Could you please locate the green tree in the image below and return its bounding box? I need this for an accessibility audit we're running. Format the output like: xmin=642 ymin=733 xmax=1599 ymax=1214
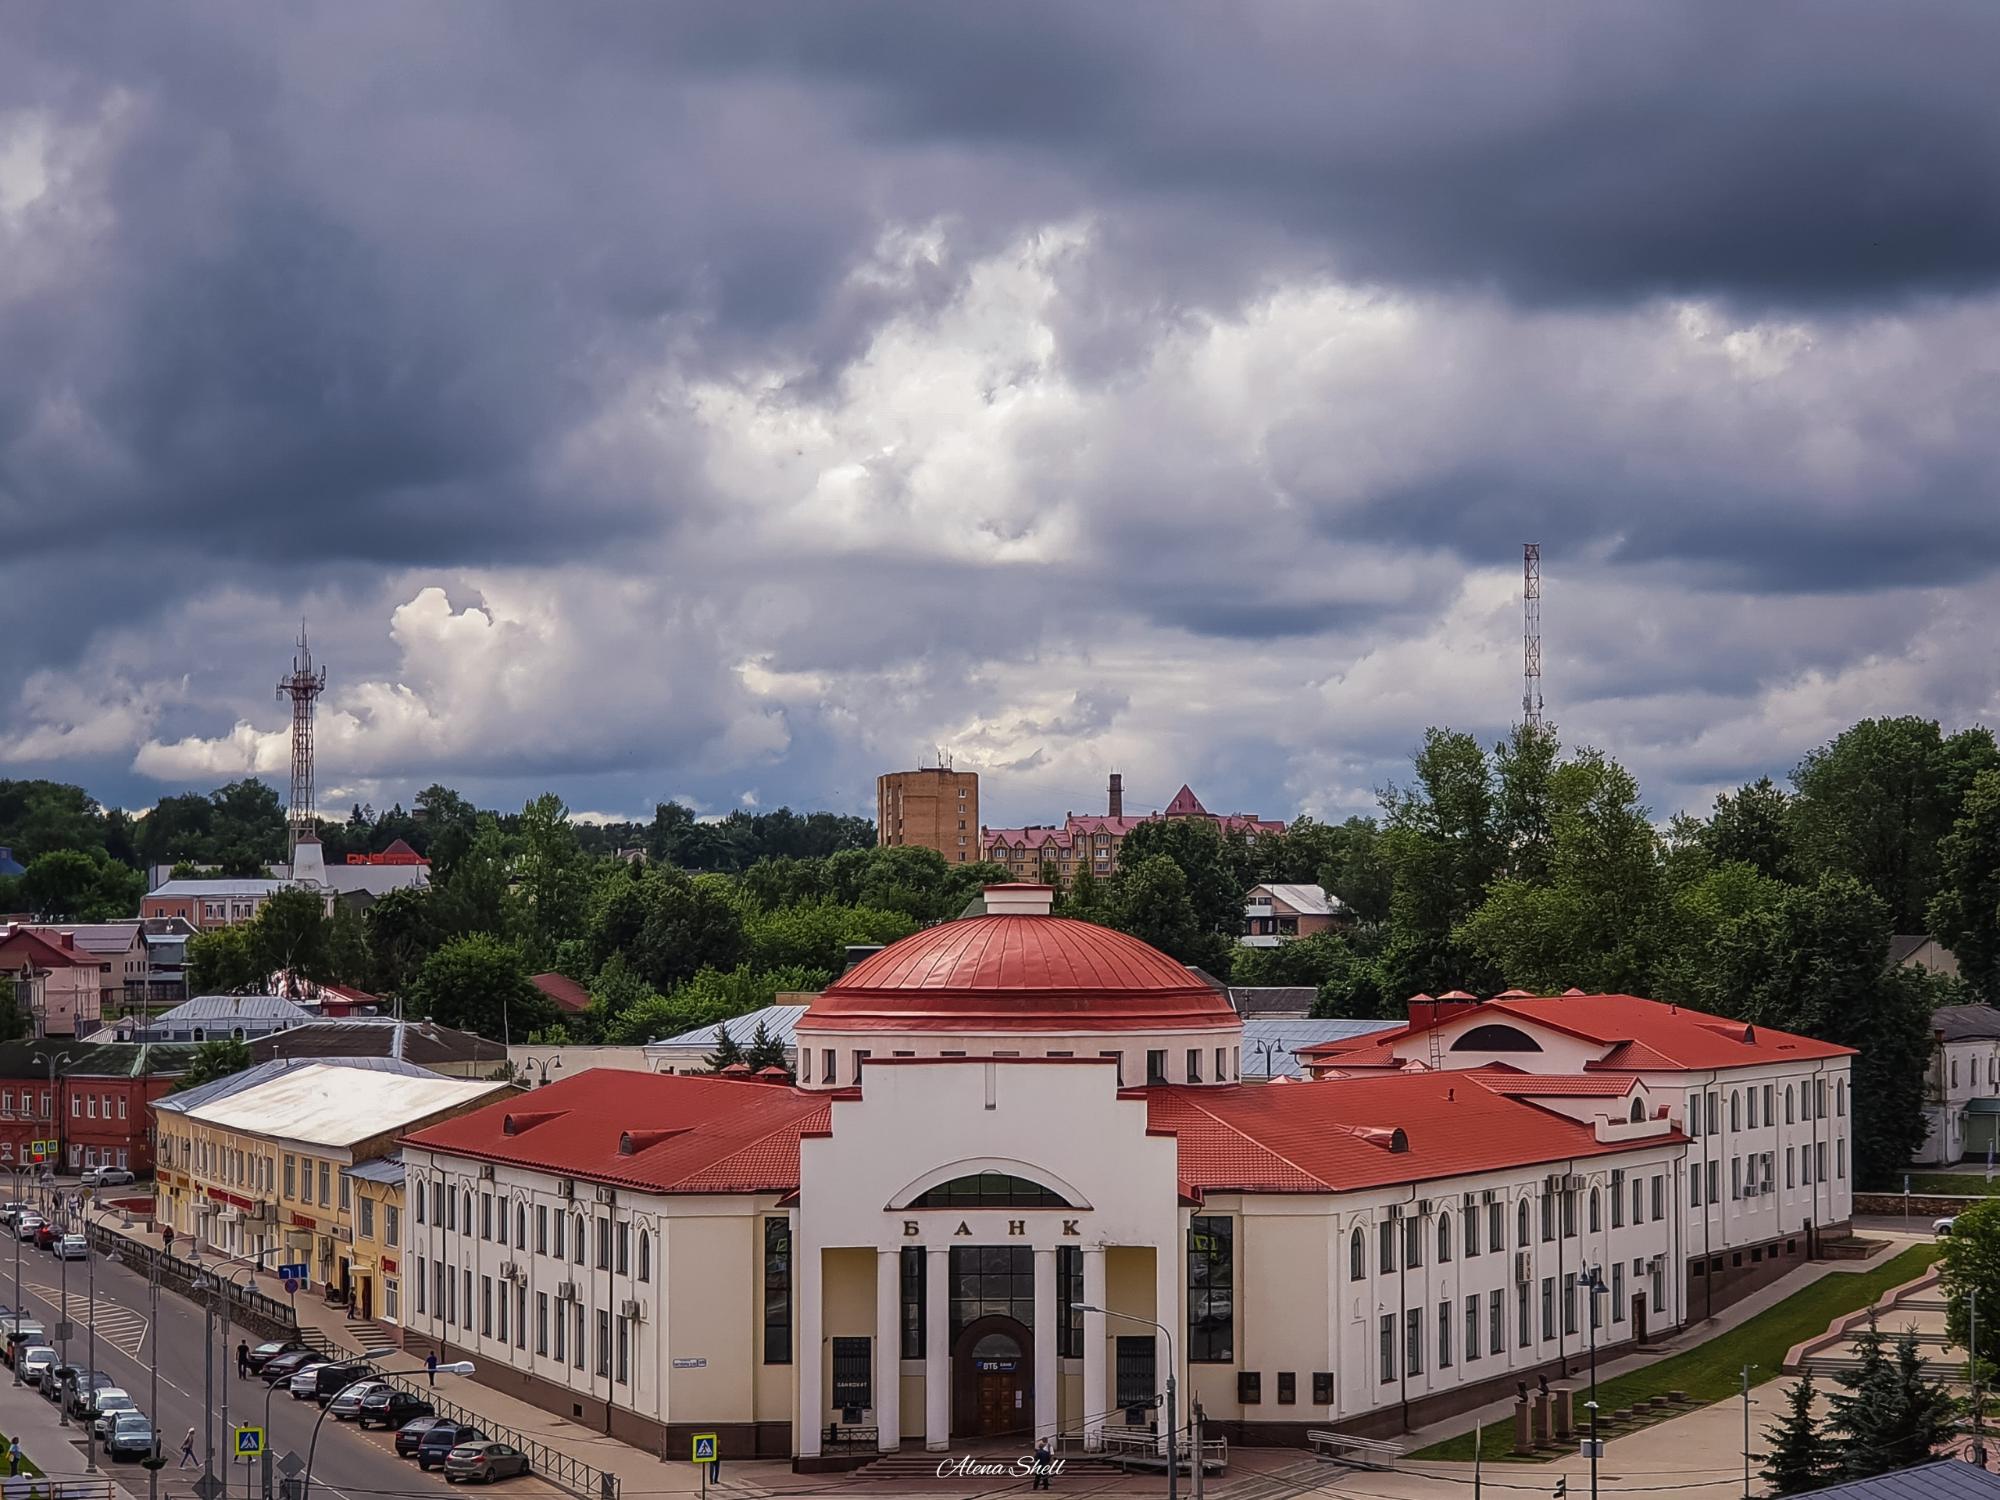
xmin=247 ymin=888 xmax=330 ymax=984
xmin=364 ymin=886 xmax=444 ymax=997
xmin=1702 ymin=777 xmax=1796 ymax=881
xmin=1651 ymin=861 xmax=1786 ymax=1006
xmin=743 ymin=1021 xmax=789 ymax=1074
xmin=705 ymin=1023 xmax=747 ymax=1071
xmin=1929 ymin=767 xmax=2000 ymax=1002
xmin=514 ymin=794 xmax=589 ymax=960
xmin=743 ymin=902 xmax=914 ymax=979
xmin=1115 ymin=818 xmax=1251 ymax=944
xmin=1825 ymin=1314 xmax=1897 ymax=1478
xmin=1493 ymin=722 xmax=1560 ymax=882
xmin=1762 ymin=1373 xmax=1832 ymax=1496
xmin=19 ymin=849 xmax=141 ymax=920
xmin=1104 ymin=855 xmax=1219 ymax=969
xmin=184 ymin=925 xmax=265 ymax=995
xmin=1791 ymin=717 xmax=2000 ymax=930
xmin=1057 ymin=866 xmax=1109 ymax=923
xmin=1318 ymin=817 xmax=1394 ymax=926
xmin=1377 ymin=728 xmax=1504 ymax=1001
xmin=1940 ymin=1199 xmax=2000 ymax=1356
xmin=1229 ymin=931 xmax=1357 ymax=989
xmin=172 ymin=1038 xmax=253 ymax=1093
xmin=600 ymin=989 xmax=733 ymax=1047
xmin=405 ymin=934 xmax=556 ymax=1040
xmin=0 ymin=780 xmax=108 ymax=862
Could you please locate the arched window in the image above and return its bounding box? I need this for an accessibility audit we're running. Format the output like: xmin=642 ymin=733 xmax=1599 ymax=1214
xmin=1438 ymin=1213 xmax=1453 ymax=1263
xmin=1588 ymin=1189 xmax=1601 ymax=1233
xmin=1517 ymin=1200 xmax=1531 ymax=1248
xmin=1629 ymin=1099 xmax=1645 ymax=1123
xmin=573 ymin=1213 xmax=586 ymax=1263
xmin=1730 ymin=1092 xmax=1741 ymax=1131
xmin=1837 ymin=1078 xmax=1846 ymax=1116
xmin=1785 ymin=1086 xmax=1794 ymax=1124
xmin=1451 ymin=1024 xmax=1544 ymax=1054
xmin=638 ymin=1231 xmax=652 ymax=1283
xmin=910 ymin=1172 xmax=1074 ymax=1209
xmin=517 ymin=1204 xmax=527 ymax=1246
xmin=463 ymin=1191 xmax=473 ymax=1229
xmin=1349 ymin=1228 xmax=1366 ymax=1281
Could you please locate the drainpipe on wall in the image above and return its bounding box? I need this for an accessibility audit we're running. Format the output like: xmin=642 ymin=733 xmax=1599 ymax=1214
xmin=1556 ymin=1159 xmax=1571 ymax=1379
xmin=1394 ymin=1184 xmax=1417 ymax=1431
xmin=1810 ymin=1060 xmax=1827 ymax=1259
xmin=1697 ymin=1072 xmax=1717 ymax=1325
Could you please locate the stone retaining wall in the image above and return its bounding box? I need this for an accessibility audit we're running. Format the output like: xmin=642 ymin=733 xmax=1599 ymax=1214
xmin=1854 ymin=1192 xmax=1983 ymax=1217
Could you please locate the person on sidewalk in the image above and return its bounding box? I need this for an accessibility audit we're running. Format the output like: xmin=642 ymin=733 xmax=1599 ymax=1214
xmin=161 ymin=1225 xmax=174 ymax=1254
xmin=1031 ymin=1439 xmax=1054 ymax=1490
xmin=9 ymin=1437 xmax=22 ymax=1474
xmin=178 ymin=1430 xmax=197 ymax=1468
xmin=236 ymin=1340 xmax=250 ymax=1378
xmin=425 ymin=1352 xmax=438 ymax=1386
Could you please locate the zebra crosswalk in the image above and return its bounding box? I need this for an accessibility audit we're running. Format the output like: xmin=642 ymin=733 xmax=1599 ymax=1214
xmin=18 ymin=1278 xmax=149 ymax=1359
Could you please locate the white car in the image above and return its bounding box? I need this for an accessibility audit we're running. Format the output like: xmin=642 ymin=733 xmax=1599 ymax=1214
xmin=1935 ymin=1216 xmax=1957 ymax=1236
xmin=90 ymin=1389 xmax=137 ymax=1436
xmin=17 ymin=1346 xmax=57 ymax=1385
xmin=53 ymin=1234 xmax=87 ymax=1260
xmin=289 ymin=1362 xmax=330 ymax=1399
xmin=13 ymin=1216 xmax=43 ymax=1242
xmin=79 ymin=1168 xmax=134 ymax=1189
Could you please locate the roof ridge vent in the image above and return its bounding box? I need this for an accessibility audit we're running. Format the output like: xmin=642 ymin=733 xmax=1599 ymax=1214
xmin=502 ymin=1109 xmax=567 ymax=1136
xmin=983 ymin=884 xmax=1054 ymax=916
xmin=618 ymin=1127 xmax=688 ymax=1155
xmin=1342 ymin=1124 xmax=1408 ymax=1153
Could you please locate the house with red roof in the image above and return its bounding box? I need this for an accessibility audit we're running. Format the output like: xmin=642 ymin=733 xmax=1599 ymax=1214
xmin=984 ymin=774 xmax=1286 ymax=887
xmin=395 ymin=885 xmax=1734 ymax=1464
xmin=1298 ymin=990 xmax=1857 ymax=1317
xmin=0 ymin=926 xmax=105 ymax=1037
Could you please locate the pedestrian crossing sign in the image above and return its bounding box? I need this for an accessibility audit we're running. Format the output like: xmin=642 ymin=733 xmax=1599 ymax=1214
xmin=234 ymin=1427 xmax=264 ymax=1458
xmin=690 ymin=1434 xmax=716 ymax=1464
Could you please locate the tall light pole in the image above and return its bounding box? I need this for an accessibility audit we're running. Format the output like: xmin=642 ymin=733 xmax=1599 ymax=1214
xmin=105 ymin=1238 xmax=163 ymax=1500
xmin=1972 ymin=1287 xmax=1985 ymax=1468
xmin=1741 ymin=1364 xmax=1758 ymax=1500
xmin=1074 ymin=1302 xmax=1177 ymax=1500
xmin=5 ymin=1165 xmax=31 ymax=1387
xmin=1580 ymin=1266 xmax=1607 ymax=1500
xmin=213 ymin=1251 xmax=276 ymax=1499
xmin=31 ymin=1048 xmax=74 ymax=1178
xmin=192 ymin=1249 xmax=274 ymax=1491
xmin=301 ymin=1359 xmax=473 ymax=1500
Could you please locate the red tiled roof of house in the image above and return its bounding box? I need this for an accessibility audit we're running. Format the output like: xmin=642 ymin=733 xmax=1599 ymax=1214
xmin=1148 ymin=1071 xmax=1673 ymax=1194
xmin=0 ymin=928 xmax=95 ymax=967
xmin=530 ymin=972 xmax=592 ymax=1014
xmin=800 ymin=915 xmax=1241 ymax=1034
xmin=1470 ymin=1071 xmax=1643 ymax=1098
xmin=1296 ymin=993 xmax=1853 ymax=1072
xmin=402 ymin=1069 xmax=829 ymax=1194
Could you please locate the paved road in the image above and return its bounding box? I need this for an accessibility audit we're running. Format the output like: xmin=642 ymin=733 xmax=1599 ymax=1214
xmin=0 ymin=1234 xmax=539 ymax=1500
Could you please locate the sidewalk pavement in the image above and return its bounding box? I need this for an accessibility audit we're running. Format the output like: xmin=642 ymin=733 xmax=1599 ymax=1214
xmin=87 ymin=1212 xmax=725 ymax=1498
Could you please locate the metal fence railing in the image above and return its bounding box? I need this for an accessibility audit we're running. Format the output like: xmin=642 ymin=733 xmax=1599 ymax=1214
xmin=0 ymin=1480 xmax=117 ymax=1500
xmin=81 ymin=1224 xmax=301 ymax=1333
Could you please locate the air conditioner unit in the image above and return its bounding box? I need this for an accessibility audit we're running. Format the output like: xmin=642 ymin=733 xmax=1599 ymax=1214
xmin=1416 ymin=1199 xmax=1434 ymax=1217
xmin=1562 ymin=1174 xmax=1587 ymax=1192
xmin=1515 ymin=1250 xmax=1533 ymax=1283
xmin=556 ymin=1179 xmax=575 ymax=1200
xmin=594 ymin=1184 xmax=615 ymax=1205
xmin=619 ymin=1299 xmax=643 ymax=1320
xmin=1462 ymin=1193 xmax=1478 ymax=1212
xmin=333 ymin=1226 xmax=353 ymax=1243
xmin=499 ymin=1262 xmax=518 ymax=1280
xmin=1544 ymin=1173 xmax=1565 ymax=1193
xmin=1481 ymin=1189 xmax=1497 ymax=1204
xmin=1386 ymin=1204 xmax=1402 ymax=1222
xmin=557 ymin=1281 xmax=578 ymax=1302
xmin=478 ymin=1163 xmax=495 ymax=1181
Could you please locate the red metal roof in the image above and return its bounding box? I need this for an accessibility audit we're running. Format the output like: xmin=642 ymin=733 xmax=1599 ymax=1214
xmin=1297 ymin=993 xmax=1855 ymax=1072
xmin=0 ymin=928 xmax=94 ymax=968
xmin=800 ymin=915 xmax=1241 ymax=1034
xmin=530 ymin=972 xmax=592 ymax=1014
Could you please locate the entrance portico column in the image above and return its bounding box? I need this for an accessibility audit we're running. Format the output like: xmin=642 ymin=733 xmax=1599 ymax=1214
xmin=1081 ymin=1247 xmax=1106 ymax=1451
xmin=1033 ymin=1248 xmax=1058 ymax=1443
xmin=797 ymin=1227 xmax=822 ymax=1459
xmin=875 ymin=1250 xmax=901 ymax=1453
xmin=925 ymin=1246 xmax=950 ymax=1451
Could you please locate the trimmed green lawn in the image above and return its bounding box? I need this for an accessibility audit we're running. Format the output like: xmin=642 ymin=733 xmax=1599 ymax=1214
xmin=1410 ymin=1244 xmax=1941 ymax=1463
xmin=1907 ymin=1172 xmax=2000 ymax=1197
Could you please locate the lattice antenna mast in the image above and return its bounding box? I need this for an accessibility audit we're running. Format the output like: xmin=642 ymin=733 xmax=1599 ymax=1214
xmin=276 ymin=620 xmax=328 ymax=863
xmin=1522 ymin=543 xmax=1544 ymax=730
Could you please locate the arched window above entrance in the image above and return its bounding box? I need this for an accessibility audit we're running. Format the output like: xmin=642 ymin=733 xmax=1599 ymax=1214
xmin=911 ymin=1172 xmax=1076 ymax=1209
xmin=1451 ymin=1024 xmax=1543 ymax=1053
xmin=971 ymin=1331 xmax=1022 ymax=1359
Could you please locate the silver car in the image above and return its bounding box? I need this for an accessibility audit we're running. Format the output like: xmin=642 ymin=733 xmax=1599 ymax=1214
xmin=17 ymin=1346 xmax=56 ymax=1385
xmin=326 ymin=1380 xmax=384 ymax=1420
xmin=53 ymin=1234 xmax=87 ymax=1260
xmin=90 ymin=1389 xmax=137 ymax=1436
xmin=289 ymin=1362 xmax=330 ymax=1399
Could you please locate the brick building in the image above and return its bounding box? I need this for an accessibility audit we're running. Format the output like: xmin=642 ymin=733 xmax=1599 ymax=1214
xmin=876 ymin=766 xmax=980 ymax=862
xmin=0 ymin=927 xmax=104 ymax=1037
xmin=983 ymin=775 xmax=1286 ymax=887
xmin=0 ymin=1041 xmax=196 ymax=1174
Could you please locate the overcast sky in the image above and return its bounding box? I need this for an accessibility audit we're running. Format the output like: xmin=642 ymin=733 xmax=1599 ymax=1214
xmin=4 ymin=2 xmax=1999 ymax=829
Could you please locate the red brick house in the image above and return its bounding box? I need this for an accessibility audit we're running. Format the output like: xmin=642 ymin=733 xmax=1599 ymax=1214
xmin=0 ymin=1042 xmax=197 ymax=1175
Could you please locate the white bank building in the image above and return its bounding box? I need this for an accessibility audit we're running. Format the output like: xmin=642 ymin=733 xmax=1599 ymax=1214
xmin=400 ymin=885 xmax=1846 ymax=1466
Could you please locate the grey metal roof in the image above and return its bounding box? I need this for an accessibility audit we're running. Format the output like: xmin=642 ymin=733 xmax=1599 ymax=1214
xmin=1796 ymin=1460 xmax=2000 ymax=1500
xmin=1249 ymin=883 xmax=1345 ymax=916
xmin=1229 ymin=986 xmax=1318 ymax=1018
xmin=154 ymin=1054 xmax=444 ymax=1115
xmin=1936 ymin=1004 xmax=2000 ymax=1042
xmin=652 ymin=1003 xmax=811 ymax=1050
xmin=342 ymin=1155 xmax=406 ymax=1184
xmin=154 ymin=995 xmax=316 ymax=1024
xmin=1241 ymin=1018 xmax=1400 ymax=1079
xmin=148 ymin=878 xmax=287 ymax=898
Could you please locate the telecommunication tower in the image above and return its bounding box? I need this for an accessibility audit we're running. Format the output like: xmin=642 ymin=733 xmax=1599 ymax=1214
xmin=1522 ymin=543 xmax=1544 ymax=730
xmin=276 ymin=621 xmax=327 ymax=863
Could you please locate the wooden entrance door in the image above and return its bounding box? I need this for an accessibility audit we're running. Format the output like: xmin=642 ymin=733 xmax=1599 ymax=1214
xmin=953 ymin=1318 xmax=1033 ymax=1440
xmin=975 ymin=1360 xmax=1024 ymax=1436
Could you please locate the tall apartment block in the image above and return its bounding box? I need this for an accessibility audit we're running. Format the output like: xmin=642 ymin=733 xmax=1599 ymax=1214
xmin=876 ymin=766 xmax=980 ymax=862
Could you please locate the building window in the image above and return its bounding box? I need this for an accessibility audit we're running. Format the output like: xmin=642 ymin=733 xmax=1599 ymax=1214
xmin=1465 ymin=1294 xmax=1481 ymax=1362
xmin=1238 ymin=1371 xmax=1262 ymax=1404
xmin=1437 ymin=1302 xmax=1452 ymax=1368
xmin=1611 ymin=1262 xmax=1625 ymax=1320
xmin=1350 ymin=1228 xmax=1366 ymax=1281
xmin=284 ymin=1157 xmax=296 ymax=1200
xmin=481 ymin=1275 xmax=492 ymax=1337
xmin=616 ymin=1315 xmax=629 ymax=1385
xmin=1541 ymin=1277 xmax=1555 ymax=1341
xmin=1379 ymin=1219 xmax=1394 ymax=1269
xmin=1490 ymin=1289 xmax=1505 ymax=1356
xmin=1489 ymin=1201 xmax=1503 ymax=1252
xmin=1540 ymin=1195 xmax=1554 ymax=1243
xmin=763 ymin=1217 xmax=793 ymax=1364
xmin=1611 ymin=1171 xmax=1625 ymax=1228
xmin=414 ymin=1257 xmax=426 ymax=1315
xmin=1651 ymin=1175 xmax=1663 ymax=1219
xmin=573 ymin=1213 xmax=585 ymax=1264
xmin=596 ymin=1216 xmax=611 ymax=1271
xmin=1379 ymin=1315 xmax=1396 ymax=1384
xmin=1185 ymin=1049 xmax=1201 ymax=1083
xmin=339 ymin=1174 xmax=351 ymax=1213
xmin=949 ymin=1246 xmax=1033 ymax=1338
xmin=573 ymin=1303 xmax=585 ymax=1369
xmin=912 ymin=1173 xmax=1072 ymax=1208
xmin=542 ymin=1294 xmax=555 ymax=1357
xmin=1403 ymin=1216 xmax=1422 ymax=1269
xmin=901 ymin=1246 xmax=926 ymax=1360
xmin=1562 ymin=1190 xmax=1577 ymax=1238
xmin=1059 ymin=1246 xmax=1083 ymax=1359
xmin=516 ymin=1284 xmax=528 ymax=1350
xmin=851 ymin=1050 xmax=869 ymax=1084
xmin=1146 ymin=1051 xmax=1168 ymax=1086
xmin=1517 ymin=1282 xmax=1531 ymax=1348
xmin=1277 ymin=1371 xmax=1296 ymax=1404
xmin=638 ymin=1231 xmax=651 ymax=1283
xmin=1313 ymin=1372 xmax=1333 ymax=1405
xmin=1216 ymin=1046 xmax=1228 ymax=1081
xmin=1518 ymin=1200 xmax=1530 ymax=1248
xmin=1588 ymin=1189 xmax=1601 ymax=1233
xmin=1116 ymin=1337 xmax=1157 ymax=1410
xmin=1404 ymin=1308 xmax=1423 ymax=1376
xmin=596 ymin=1309 xmax=612 ymax=1377
xmin=359 ymin=1197 xmax=375 ymax=1239
xmin=319 ymin=1162 xmax=331 ymax=1206
xmin=1437 ymin=1212 xmax=1452 ymax=1263
xmin=1188 ymin=1217 xmax=1233 ymax=1362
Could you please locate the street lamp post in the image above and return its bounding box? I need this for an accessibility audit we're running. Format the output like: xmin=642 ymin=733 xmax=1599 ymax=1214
xmin=103 ymin=1229 xmax=168 ymax=1500
xmin=1741 ymin=1364 xmax=1758 ymax=1500
xmin=6 ymin=1166 xmax=28 ymax=1386
xmin=192 ymin=1249 xmax=275 ymax=1491
xmin=1581 ymin=1266 xmax=1607 ymax=1500
xmin=1074 ymin=1302 xmax=1177 ymax=1500
xmin=301 ymin=1359 xmax=473 ymax=1500
xmin=212 ymin=1251 xmax=276 ymax=1499
xmin=522 ymin=1057 xmax=562 ymax=1088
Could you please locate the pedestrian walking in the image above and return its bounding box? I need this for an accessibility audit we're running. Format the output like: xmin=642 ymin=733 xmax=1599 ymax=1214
xmin=161 ymin=1224 xmax=174 ymax=1254
xmin=425 ymin=1351 xmax=438 ymax=1386
xmin=9 ymin=1436 xmax=22 ymax=1474
xmin=1032 ymin=1438 xmax=1053 ymax=1490
xmin=178 ymin=1429 xmax=197 ymax=1468
xmin=236 ymin=1339 xmax=250 ymax=1378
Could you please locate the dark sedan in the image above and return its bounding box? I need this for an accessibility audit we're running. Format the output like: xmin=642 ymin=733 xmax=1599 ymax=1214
xmin=394 ymin=1416 xmax=450 ymax=1459
xmin=261 ymin=1349 xmax=318 ymax=1384
xmin=358 ymin=1388 xmax=433 ymax=1431
xmin=245 ymin=1340 xmax=309 ymax=1373
xmin=416 ymin=1423 xmax=487 ymax=1471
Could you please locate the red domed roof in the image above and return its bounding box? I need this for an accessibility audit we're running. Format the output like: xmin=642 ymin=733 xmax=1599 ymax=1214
xmin=801 ymin=915 xmax=1241 ymax=1035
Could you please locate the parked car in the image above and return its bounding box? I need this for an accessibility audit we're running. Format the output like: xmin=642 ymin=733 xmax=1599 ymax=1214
xmin=13 ymin=1215 xmax=44 ymax=1242
xmin=90 ymin=1389 xmax=138 ymax=1436
xmin=105 ymin=1412 xmax=155 ymax=1462
xmin=79 ymin=1167 xmax=134 ymax=1189
xmin=0 ymin=1201 xmax=31 ymax=1223
xmin=17 ymin=1346 xmax=57 ymax=1386
xmin=416 ymin=1424 xmax=487 ymax=1471
xmin=66 ymin=1372 xmax=117 ymax=1418
xmin=245 ymin=1339 xmax=309 ymax=1373
xmin=444 ymin=1442 xmax=530 ymax=1484
xmin=288 ymin=1362 xmax=332 ymax=1399
xmin=261 ymin=1349 xmax=318 ymax=1383
xmin=4 ymin=1323 xmax=50 ymax=1366
xmin=358 ymin=1388 xmax=432 ymax=1431
xmin=327 ymin=1380 xmax=386 ymax=1420
xmin=33 ymin=1221 xmax=59 ymax=1250
xmin=394 ymin=1416 xmax=450 ymax=1459
xmin=54 ymin=1233 xmax=87 ymax=1260
xmin=1936 ymin=1216 xmax=1956 ymax=1236
xmin=310 ymin=1363 xmax=376 ymax=1405
xmin=41 ymin=1360 xmax=83 ymax=1401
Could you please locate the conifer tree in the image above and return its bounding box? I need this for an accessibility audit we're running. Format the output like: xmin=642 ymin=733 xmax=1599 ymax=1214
xmin=1762 ymin=1373 xmax=1831 ymax=1496
xmin=704 ymin=1023 xmax=745 ymax=1072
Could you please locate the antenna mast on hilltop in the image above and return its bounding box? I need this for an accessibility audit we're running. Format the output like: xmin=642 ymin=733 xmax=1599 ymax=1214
xmin=1522 ymin=543 xmax=1544 ymax=731
xmin=277 ymin=620 xmax=328 ymax=864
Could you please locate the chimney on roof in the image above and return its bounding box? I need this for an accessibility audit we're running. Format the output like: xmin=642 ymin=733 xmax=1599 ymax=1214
xmin=984 ymin=884 xmax=1054 ymax=917
xmin=1108 ymin=773 xmax=1123 ymax=818
xmin=842 ymin=945 xmax=884 ymax=974
xmin=58 ymin=934 xmax=73 ymax=951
